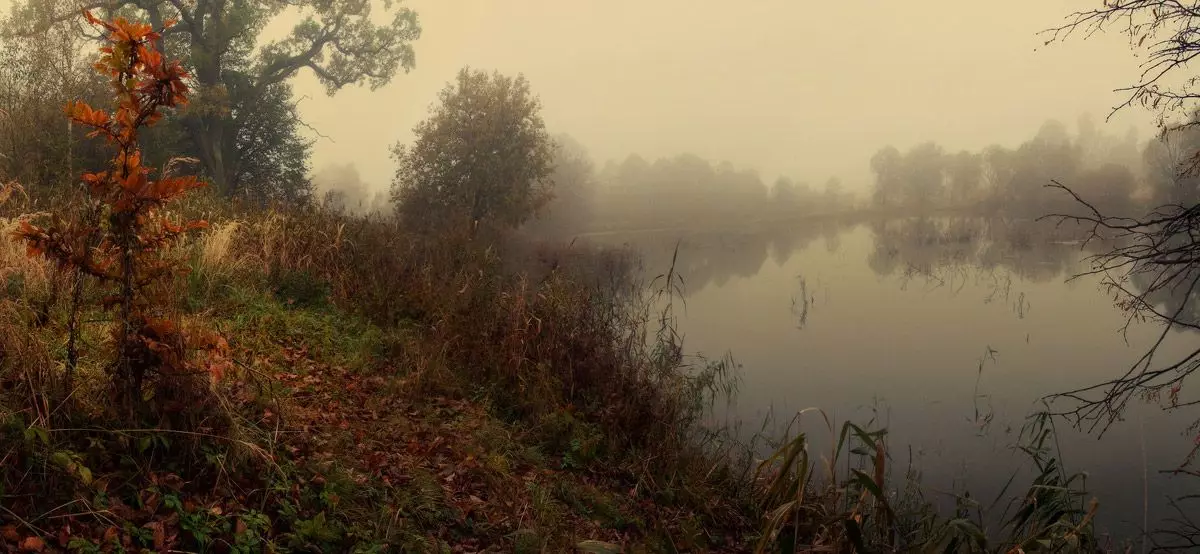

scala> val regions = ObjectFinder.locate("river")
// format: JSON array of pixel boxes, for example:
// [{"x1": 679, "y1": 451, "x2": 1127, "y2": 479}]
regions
[{"x1": 581, "y1": 215, "x2": 1200, "y2": 544}]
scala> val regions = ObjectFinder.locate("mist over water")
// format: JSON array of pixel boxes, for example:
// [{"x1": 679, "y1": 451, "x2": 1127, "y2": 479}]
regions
[{"x1": 582, "y1": 217, "x2": 1200, "y2": 538}]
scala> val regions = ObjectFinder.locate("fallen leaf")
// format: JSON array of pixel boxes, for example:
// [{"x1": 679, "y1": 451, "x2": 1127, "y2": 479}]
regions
[
  {"x1": 1, "y1": 525, "x2": 19, "y2": 542},
  {"x1": 144, "y1": 521, "x2": 165, "y2": 549},
  {"x1": 19, "y1": 536, "x2": 45, "y2": 552}
]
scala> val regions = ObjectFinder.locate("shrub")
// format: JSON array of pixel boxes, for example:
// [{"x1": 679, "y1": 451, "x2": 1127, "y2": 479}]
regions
[{"x1": 13, "y1": 11, "x2": 226, "y2": 414}]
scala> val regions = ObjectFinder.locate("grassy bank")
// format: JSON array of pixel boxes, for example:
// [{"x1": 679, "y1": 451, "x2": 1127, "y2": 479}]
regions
[
  {"x1": 1, "y1": 185, "x2": 1118, "y2": 553},
  {"x1": 0, "y1": 186, "x2": 759, "y2": 552}
]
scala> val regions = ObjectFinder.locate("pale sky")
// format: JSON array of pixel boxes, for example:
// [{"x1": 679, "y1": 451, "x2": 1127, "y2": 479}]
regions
[{"x1": 2, "y1": 0, "x2": 1160, "y2": 193}]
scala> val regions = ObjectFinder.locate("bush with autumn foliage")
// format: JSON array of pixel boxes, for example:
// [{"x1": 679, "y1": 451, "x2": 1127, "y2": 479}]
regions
[
  {"x1": 1, "y1": 12, "x2": 269, "y2": 552},
  {"x1": 15, "y1": 11, "x2": 230, "y2": 415}
]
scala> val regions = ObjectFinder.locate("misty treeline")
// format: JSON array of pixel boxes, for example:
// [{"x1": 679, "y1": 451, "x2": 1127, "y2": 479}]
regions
[
  {"x1": 524, "y1": 144, "x2": 854, "y2": 237},
  {"x1": 869, "y1": 112, "x2": 1200, "y2": 219},
  {"x1": 871, "y1": 115, "x2": 1150, "y2": 215}
]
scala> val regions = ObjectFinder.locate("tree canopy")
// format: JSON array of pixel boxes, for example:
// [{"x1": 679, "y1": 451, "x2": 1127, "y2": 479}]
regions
[
  {"x1": 391, "y1": 68, "x2": 554, "y2": 235},
  {"x1": 6, "y1": 0, "x2": 420, "y2": 201}
]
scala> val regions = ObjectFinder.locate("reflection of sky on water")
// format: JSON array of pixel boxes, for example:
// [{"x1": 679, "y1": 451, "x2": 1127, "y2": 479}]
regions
[{"x1": 586, "y1": 217, "x2": 1200, "y2": 542}]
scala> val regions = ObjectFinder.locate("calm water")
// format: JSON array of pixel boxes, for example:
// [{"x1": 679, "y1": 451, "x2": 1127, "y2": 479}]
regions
[{"x1": 585, "y1": 216, "x2": 1200, "y2": 541}]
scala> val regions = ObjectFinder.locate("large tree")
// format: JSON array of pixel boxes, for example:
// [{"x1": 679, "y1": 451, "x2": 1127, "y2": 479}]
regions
[
  {"x1": 227, "y1": 80, "x2": 313, "y2": 204},
  {"x1": 9, "y1": 0, "x2": 420, "y2": 197},
  {"x1": 391, "y1": 68, "x2": 554, "y2": 235}
]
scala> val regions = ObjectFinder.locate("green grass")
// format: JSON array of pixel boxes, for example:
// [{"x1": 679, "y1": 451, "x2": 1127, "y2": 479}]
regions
[{"x1": 213, "y1": 283, "x2": 402, "y2": 371}]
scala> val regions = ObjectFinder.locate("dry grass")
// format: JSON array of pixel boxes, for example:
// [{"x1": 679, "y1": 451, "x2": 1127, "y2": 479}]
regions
[
  {"x1": 0, "y1": 182, "x2": 59, "y2": 413},
  {"x1": 198, "y1": 220, "x2": 244, "y2": 272},
  {"x1": 244, "y1": 210, "x2": 347, "y2": 274},
  {"x1": 0, "y1": 184, "x2": 53, "y2": 299}
]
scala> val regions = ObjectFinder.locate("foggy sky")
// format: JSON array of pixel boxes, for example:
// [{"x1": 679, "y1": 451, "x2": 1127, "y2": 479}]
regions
[
  {"x1": 279, "y1": 0, "x2": 1162, "y2": 194},
  {"x1": 6, "y1": 0, "x2": 1161, "y2": 194}
]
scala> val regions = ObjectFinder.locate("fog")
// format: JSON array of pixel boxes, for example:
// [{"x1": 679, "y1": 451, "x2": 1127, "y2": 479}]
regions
[
  {"x1": 0, "y1": 0, "x2": 1156, "y2": 192},
  {"x1": 281, "y1": 0, "x2": 1156, "y2": 196}
]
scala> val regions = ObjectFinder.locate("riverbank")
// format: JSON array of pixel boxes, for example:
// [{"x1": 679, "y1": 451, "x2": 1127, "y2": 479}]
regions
[
  {"x1": 0, "y1": 193, "x2": 761, "y2": 552},
  {"x1": 0, "y1": 194, "x2": 1120, "y2": 552}
]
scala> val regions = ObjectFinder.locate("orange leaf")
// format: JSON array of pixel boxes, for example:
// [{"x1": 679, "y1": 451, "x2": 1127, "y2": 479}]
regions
[
  {"x1": 125, "y1": 150, "x2": 141, "y2": 171},
  {"x1": 18, "y1": 536, "x2": 44, "y2": 552},
  {"x1": 145, "y1": 521, "x2": 165, "y2": 550}
]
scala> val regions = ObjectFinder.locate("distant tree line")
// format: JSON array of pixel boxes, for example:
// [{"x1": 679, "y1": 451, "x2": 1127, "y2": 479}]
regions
[
  {"x1": 869, "y1": 115, "x2": 1151, "y2": 217},
  {"x1": 526, "y1": 150, "x2": 855, "y2": 236}
]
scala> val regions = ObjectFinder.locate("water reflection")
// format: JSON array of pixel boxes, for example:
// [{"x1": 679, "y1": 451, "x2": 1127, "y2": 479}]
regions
[
  {"x1": 580, "y1": 216, "x2": 1200, "y2": 542},
  {"x1": 866, "y1": 216, "x2": 1098, "y2": 284},
  {"x1": 583, "y1": 216, "x2": 1106, "y2": 298},
  {"x1": 581, "y1": 217, "x2": 858, "y2": 295}
]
